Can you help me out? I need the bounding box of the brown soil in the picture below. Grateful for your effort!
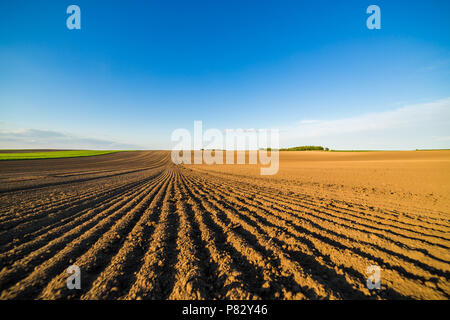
[0,150,449,300]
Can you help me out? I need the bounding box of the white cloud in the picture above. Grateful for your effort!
[433,136,450,142]
[281,98,450,150]
[2,98,450,151]
[0,127,143,150]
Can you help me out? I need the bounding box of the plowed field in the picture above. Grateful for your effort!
[0,150,449,300]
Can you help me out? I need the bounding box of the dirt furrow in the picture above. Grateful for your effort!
[188,167,450,228]
[80,172,173,299]
[176,172,260,299]
[189,168,450,242]
[124,171,179,299]
[181,173,324,299]
[184,171,450,299]
[0,171,165,255]
[167,170,214,299]
[203,176,450,270]
[1,150,448,300]
[0,171,169,299]
[188,172,450,275]
[38,170,172,299]
[0,169,161,229]
[0,170,169,270]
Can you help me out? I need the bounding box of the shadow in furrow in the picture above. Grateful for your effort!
[176,178,222,299]
[77,177,172,299]
[182,175,310,299]
[203,177,450,283]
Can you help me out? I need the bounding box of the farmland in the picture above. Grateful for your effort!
[0,150,123,161]
[0,150,449,299]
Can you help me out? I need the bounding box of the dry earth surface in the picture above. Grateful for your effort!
[0,150,449,300]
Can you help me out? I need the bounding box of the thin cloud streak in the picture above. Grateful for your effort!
[0,128,143,150]
[282,98,450,150]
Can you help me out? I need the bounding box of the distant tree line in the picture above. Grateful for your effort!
[260,146,330,151]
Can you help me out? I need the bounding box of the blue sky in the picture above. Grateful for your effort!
[0,0,449,149]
